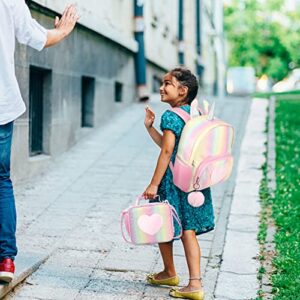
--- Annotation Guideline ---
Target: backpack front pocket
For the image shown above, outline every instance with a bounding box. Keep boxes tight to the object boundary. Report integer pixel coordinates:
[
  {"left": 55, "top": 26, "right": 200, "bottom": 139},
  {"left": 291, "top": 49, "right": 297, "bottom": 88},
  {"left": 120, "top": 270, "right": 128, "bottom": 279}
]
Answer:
[{"left": 193, "top": 155, "right": 233, "bottom": 190}]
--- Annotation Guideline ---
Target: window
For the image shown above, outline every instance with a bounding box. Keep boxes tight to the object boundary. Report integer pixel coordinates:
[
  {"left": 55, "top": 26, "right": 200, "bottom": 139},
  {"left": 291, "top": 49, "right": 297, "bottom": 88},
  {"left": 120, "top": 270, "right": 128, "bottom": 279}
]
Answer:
[
  {"left": 115, "top": 81, "right": 123, "bottom": 103},
  {"left": 81, "top": 76, "right": 95, "bottom": 127},
  {"left": 29, "top": 67, "right": 51, "bottom": 156}
]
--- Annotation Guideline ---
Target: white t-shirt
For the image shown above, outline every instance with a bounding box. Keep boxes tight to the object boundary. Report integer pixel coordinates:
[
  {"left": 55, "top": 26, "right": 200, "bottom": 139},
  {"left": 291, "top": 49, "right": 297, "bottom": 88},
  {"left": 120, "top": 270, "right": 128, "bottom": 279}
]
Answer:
[{"left": 0, "top": 0, "right": 47, "bottom": 125}]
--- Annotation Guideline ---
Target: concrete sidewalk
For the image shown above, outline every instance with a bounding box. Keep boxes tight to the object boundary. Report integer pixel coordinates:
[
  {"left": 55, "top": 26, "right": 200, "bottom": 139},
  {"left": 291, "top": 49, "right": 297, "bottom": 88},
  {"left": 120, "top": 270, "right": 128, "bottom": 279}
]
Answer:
[{"left": 0, "top": 95, "right": 267, "bottom": 300}]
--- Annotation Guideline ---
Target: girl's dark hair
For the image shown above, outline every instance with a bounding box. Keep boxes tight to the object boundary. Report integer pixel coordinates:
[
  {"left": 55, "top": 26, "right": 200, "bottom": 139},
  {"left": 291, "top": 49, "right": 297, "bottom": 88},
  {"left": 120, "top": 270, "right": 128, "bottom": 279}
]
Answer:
[{"left": 170, "top": 67, "right": 198, "bottom": 104}]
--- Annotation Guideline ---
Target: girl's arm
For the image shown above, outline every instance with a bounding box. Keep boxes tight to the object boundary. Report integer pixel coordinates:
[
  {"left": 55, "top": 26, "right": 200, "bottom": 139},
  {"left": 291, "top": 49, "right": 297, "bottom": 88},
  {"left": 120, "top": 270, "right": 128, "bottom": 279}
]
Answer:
[
  {"left": 143, "top": 130, "right": 175, "bottom": 199},
  {"left": 146, "top": 127, "right": 162, "bottom": 148},
  {"left": 144, "top": 106, "right": 162, "bottom": 147}
]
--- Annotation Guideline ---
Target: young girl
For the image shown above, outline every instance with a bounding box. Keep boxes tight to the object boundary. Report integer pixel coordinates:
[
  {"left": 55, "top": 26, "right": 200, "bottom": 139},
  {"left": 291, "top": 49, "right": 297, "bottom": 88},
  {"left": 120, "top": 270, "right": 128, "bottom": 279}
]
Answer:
[{"left": 143, "top": 67, "right": 214, "bottom": 300}]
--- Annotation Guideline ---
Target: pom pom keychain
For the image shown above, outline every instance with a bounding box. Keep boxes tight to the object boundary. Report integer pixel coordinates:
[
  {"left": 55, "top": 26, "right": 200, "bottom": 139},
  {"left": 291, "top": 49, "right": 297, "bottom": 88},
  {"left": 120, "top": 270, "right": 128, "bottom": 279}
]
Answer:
[{"left": 187, "top": 191, "right": 205, "bottom": 207}]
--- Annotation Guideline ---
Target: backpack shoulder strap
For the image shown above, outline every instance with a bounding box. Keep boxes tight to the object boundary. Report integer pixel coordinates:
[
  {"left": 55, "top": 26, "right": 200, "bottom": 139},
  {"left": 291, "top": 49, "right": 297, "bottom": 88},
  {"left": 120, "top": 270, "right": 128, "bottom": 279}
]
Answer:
[
  {"left": 168, "top": 108, "right": 190, "bottom": 173},
  {"left": 169, "top": 107, "right": 190, "bottom": 123}
]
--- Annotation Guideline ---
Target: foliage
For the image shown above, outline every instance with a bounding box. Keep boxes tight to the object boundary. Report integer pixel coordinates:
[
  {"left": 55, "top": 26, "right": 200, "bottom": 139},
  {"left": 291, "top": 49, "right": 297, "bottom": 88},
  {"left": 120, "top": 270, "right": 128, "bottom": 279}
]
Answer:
[
  {"left": 272, "top": 96, "right": 300, "bottom": 298},
  {"left": 224, "top": 0, "right": 300, "bottom": 81}
]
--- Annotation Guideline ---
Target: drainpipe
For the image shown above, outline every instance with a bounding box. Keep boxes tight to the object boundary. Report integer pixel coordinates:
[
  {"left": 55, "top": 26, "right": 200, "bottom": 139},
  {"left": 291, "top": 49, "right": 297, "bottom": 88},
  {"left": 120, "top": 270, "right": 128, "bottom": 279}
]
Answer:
[
  {"left": 134, "top": 0, "right": 148, "bottom": 101},
  {"left": 178, "top": 0, "right": 184, "bottom": 65},
  {"left": 196, "top": 0, "right": 204, "bottom": 83},
  {"left": 213, "top": 0, "right": 225, "bottom": 99}
]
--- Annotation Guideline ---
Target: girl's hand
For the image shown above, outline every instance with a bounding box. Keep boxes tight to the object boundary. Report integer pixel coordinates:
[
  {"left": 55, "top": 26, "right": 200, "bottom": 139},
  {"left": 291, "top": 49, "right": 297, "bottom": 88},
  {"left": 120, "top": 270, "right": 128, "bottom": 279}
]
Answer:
[
  {"left": 144, "top": 106, "right": 155, "bottom": 129},
  {"left": 143, "top": 184, "right": 158, "bottom": 199}
]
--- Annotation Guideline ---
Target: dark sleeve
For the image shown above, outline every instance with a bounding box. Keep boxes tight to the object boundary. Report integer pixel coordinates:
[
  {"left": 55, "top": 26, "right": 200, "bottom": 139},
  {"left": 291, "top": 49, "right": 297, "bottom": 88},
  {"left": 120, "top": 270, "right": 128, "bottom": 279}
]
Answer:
[{"left": 160, "top": 110, "right": 185, "bottom": 138}]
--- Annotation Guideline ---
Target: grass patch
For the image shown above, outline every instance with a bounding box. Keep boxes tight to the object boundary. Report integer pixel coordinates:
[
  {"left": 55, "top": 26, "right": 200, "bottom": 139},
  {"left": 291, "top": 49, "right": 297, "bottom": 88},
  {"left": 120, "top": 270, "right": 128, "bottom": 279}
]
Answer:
[
  {"left": 271, "top": 97, "right": 300, "bottom": 299},
  {"left": 258, "top": 162, "right": 272, "bottom": 246},
  {"left": 254, "top": 90, "right": 300, "bottom": 99}
]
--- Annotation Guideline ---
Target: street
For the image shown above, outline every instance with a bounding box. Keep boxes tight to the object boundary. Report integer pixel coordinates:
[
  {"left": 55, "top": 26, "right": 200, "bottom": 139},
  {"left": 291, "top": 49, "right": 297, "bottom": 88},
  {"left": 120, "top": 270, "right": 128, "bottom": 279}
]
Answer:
[{"left": 5, "top": 96, "right": 252, "bottom": 300}]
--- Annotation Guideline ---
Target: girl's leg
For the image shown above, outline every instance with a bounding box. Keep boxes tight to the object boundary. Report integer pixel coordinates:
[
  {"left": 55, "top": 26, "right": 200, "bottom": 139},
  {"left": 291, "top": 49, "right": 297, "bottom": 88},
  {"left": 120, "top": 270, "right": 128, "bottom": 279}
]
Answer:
[
  {"left": 180, "top": 230, "right": 202, "bottom": 291},
  {"left": 154, "top": 241, "right": 177, "bottom": 279}
]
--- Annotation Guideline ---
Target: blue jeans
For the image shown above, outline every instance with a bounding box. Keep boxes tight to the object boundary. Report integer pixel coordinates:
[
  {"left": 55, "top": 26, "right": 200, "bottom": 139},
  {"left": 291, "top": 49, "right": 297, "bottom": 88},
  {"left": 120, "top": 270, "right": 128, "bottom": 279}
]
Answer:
[{"left": 0, "top": 122, "right": 17, "bottom": 261}]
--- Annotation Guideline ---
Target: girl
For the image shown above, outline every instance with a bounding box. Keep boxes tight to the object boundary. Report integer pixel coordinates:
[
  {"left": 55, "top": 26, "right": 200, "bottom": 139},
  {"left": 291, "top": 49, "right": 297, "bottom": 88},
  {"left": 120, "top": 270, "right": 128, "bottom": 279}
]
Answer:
[{"left": 143, "top": 67, "right": 214, "bottom": 300}]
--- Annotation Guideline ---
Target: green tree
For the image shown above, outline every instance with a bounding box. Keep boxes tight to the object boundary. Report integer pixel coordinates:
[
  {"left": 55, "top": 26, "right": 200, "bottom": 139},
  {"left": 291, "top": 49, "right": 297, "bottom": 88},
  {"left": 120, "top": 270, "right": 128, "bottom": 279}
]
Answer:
[{"left": 224, "top": 0, "right": 298, "bottom": 82}]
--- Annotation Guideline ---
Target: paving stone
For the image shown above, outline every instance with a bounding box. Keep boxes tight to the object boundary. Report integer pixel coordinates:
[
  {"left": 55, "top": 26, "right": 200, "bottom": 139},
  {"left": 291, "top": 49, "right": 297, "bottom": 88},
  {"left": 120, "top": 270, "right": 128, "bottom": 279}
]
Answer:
[
  {"left": 26, "top": 274, "right": 89, "bottom": 290},
  {"left": 221, "top": 230, "right": 259, "bottom": 274},
  {"left": 202, "top": 266, "right": 220, "bottom": 300},
  {"left": 143, "top": 284, "right": 171, "bottom": 299},
  {"left": 12, "top": 284, "right": 79, "bottom": 300},
  {"left": 24, "top": 216, "right": 77, "bottom": 237},
  {"left": 236, "top": 168, "right": 263, "bottom": 182},
  {"left": 37, "top": 264, "right": 94, "bottom": 279},
  {"left": 237, "top": 154, "right": 265, "bottom": 172},
  {"left": 61, "top": 237, "right": 113, "bottom": 252},
  {"left": 45, "top": 249, "right": 107, "bottom": 269},
  {"left": 83, "top": 278, "right": 144, "bottom": 296},
  {"left": 234, "top": 172, "right": 262, "bottom": 187},
  {"left": 91, "top": 269, "right": 145, "bottom": 282},
  {"left": 227, "top": 214, "right": 259, "bottom": 232},
  {"left": 5, "top": 295, "right": 41, "bottom": 300},
  {"left": 215, "top": 272, "right": 258, "bottom": 299},
  {"left": 76, "top": 291, "right": 141, "bottom": 300},
  {"left": 100, "top": 246, "right": 157, "bottom": 272},
  {"left": 230, "top": 193, "right": 260, "bottom": 216},
  {"left": 233, "top": 181, "right": 260, "bottom": 197},
  {"left": 16, "top": 234, "right": 61, "bottom": 254}
]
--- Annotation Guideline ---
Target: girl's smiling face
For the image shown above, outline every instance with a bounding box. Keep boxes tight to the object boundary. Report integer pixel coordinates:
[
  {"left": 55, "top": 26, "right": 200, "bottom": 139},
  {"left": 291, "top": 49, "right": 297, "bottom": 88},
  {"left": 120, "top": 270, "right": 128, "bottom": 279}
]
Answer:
[{"left": 160, "top": 73, "right": 188, "bottom": 107}]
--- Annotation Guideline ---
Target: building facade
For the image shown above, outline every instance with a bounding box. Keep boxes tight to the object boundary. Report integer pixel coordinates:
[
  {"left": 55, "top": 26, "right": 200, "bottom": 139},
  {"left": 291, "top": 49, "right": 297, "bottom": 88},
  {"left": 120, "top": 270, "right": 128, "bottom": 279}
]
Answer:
[{"left": 12, "top": 0, "right": 225, "bottom": 182}]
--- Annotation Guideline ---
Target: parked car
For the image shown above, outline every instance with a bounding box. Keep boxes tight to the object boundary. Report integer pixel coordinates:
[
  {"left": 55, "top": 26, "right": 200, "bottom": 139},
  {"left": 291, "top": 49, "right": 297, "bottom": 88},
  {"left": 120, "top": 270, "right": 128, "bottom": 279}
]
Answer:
[
  {"left": 272, "top": 69, "right": 300, "bottom": 92},
  {"left": 226, "top": 66, "right": 256, "bottom": 95}
]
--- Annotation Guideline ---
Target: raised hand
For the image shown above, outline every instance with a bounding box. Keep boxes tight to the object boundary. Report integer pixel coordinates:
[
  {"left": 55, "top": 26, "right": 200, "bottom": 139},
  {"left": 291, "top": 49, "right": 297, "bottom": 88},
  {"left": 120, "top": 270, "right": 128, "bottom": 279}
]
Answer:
[
  {"left": 54, "top": 4, "right": 80, "bottom": 36},
  {"left": 45, "top": 4, "right": 80, "bottom": 48},
  {"left": 144, "top": 106, "right": 155, "bottom": 129}
]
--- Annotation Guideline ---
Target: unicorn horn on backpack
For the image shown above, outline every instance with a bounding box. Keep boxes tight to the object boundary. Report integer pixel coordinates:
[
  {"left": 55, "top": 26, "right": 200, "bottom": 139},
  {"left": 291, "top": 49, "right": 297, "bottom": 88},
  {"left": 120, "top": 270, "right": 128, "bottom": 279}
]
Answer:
[
  {"left": 190, "top": 98, "right": 199, "bottom": 118},
  {"left": 203, "top": 99, "right": 210, "bottom": 115}
]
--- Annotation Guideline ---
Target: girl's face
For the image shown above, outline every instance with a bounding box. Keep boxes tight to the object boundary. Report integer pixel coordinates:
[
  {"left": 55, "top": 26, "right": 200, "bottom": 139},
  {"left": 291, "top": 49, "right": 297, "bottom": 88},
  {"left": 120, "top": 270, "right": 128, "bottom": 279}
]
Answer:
[{"left": 160, "top": 73, "right": 188, "bottom": 107}]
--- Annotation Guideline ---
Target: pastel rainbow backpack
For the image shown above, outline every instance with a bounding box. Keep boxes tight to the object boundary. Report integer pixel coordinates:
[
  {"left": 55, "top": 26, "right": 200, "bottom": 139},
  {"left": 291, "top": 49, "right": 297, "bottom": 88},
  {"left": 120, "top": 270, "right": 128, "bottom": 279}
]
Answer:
[{"left": 169, "top": 99, "right": 234, "bottom": 207}]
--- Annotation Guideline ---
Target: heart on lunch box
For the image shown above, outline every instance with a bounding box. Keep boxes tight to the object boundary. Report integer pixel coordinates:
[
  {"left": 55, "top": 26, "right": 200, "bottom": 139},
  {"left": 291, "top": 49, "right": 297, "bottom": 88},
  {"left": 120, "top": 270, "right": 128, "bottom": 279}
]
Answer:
[{"left": 138, "top": 214, "right": 163, "bottom": 235}]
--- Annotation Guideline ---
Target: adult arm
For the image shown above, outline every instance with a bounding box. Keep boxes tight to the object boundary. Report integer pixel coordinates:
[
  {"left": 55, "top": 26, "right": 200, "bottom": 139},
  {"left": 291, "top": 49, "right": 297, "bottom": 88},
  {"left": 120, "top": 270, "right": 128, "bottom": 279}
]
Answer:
[
  {"left": 45, "top": 5, "right": 79, "bottom": 48},
  {"left": 13, "top": 1, "right": 79, "bottom": 50}
]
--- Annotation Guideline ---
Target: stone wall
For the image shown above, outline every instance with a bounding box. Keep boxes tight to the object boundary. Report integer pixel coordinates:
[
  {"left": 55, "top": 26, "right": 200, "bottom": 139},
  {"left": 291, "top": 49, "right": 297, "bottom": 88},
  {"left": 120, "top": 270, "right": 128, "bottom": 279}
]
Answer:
[{"left": 12, "top": 7, "right": 136, "bottom": 181}]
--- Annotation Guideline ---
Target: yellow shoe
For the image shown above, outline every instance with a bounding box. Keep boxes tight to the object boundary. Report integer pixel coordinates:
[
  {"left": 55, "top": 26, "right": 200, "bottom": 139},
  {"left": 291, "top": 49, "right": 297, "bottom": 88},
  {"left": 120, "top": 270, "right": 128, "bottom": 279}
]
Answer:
[
  {"left": 146, "top": 273, "right": 180, "bottom": 286},
  {"left": 169, "top": 287, "right": 204, "bottom": 300}
]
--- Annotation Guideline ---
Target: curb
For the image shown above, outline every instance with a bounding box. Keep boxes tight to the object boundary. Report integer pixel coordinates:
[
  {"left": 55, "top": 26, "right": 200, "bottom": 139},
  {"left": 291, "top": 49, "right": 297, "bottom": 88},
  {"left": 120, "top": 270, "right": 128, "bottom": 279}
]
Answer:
[
  {"left": 260, "top": 95, "right": 276, "bottom": 298},
  {"left": 213, "top": 98, "right": 268, "bottom": 300},
  {"left": 0, "top": 252, "right": 49, "bottom": 299}
]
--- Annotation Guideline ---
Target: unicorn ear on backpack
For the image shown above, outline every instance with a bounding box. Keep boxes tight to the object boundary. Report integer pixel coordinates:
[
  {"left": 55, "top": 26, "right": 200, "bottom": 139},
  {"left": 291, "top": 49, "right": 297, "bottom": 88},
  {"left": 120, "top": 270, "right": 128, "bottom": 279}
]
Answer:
[
  {"left": 199, "top": 99, "right": 215, "bottom": 120},
  {"left": 197, "top": 99, "right": 210, "bottom": 115},
  {"left": 190, "top": 98, "right": 199, "bottom": 118}
]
